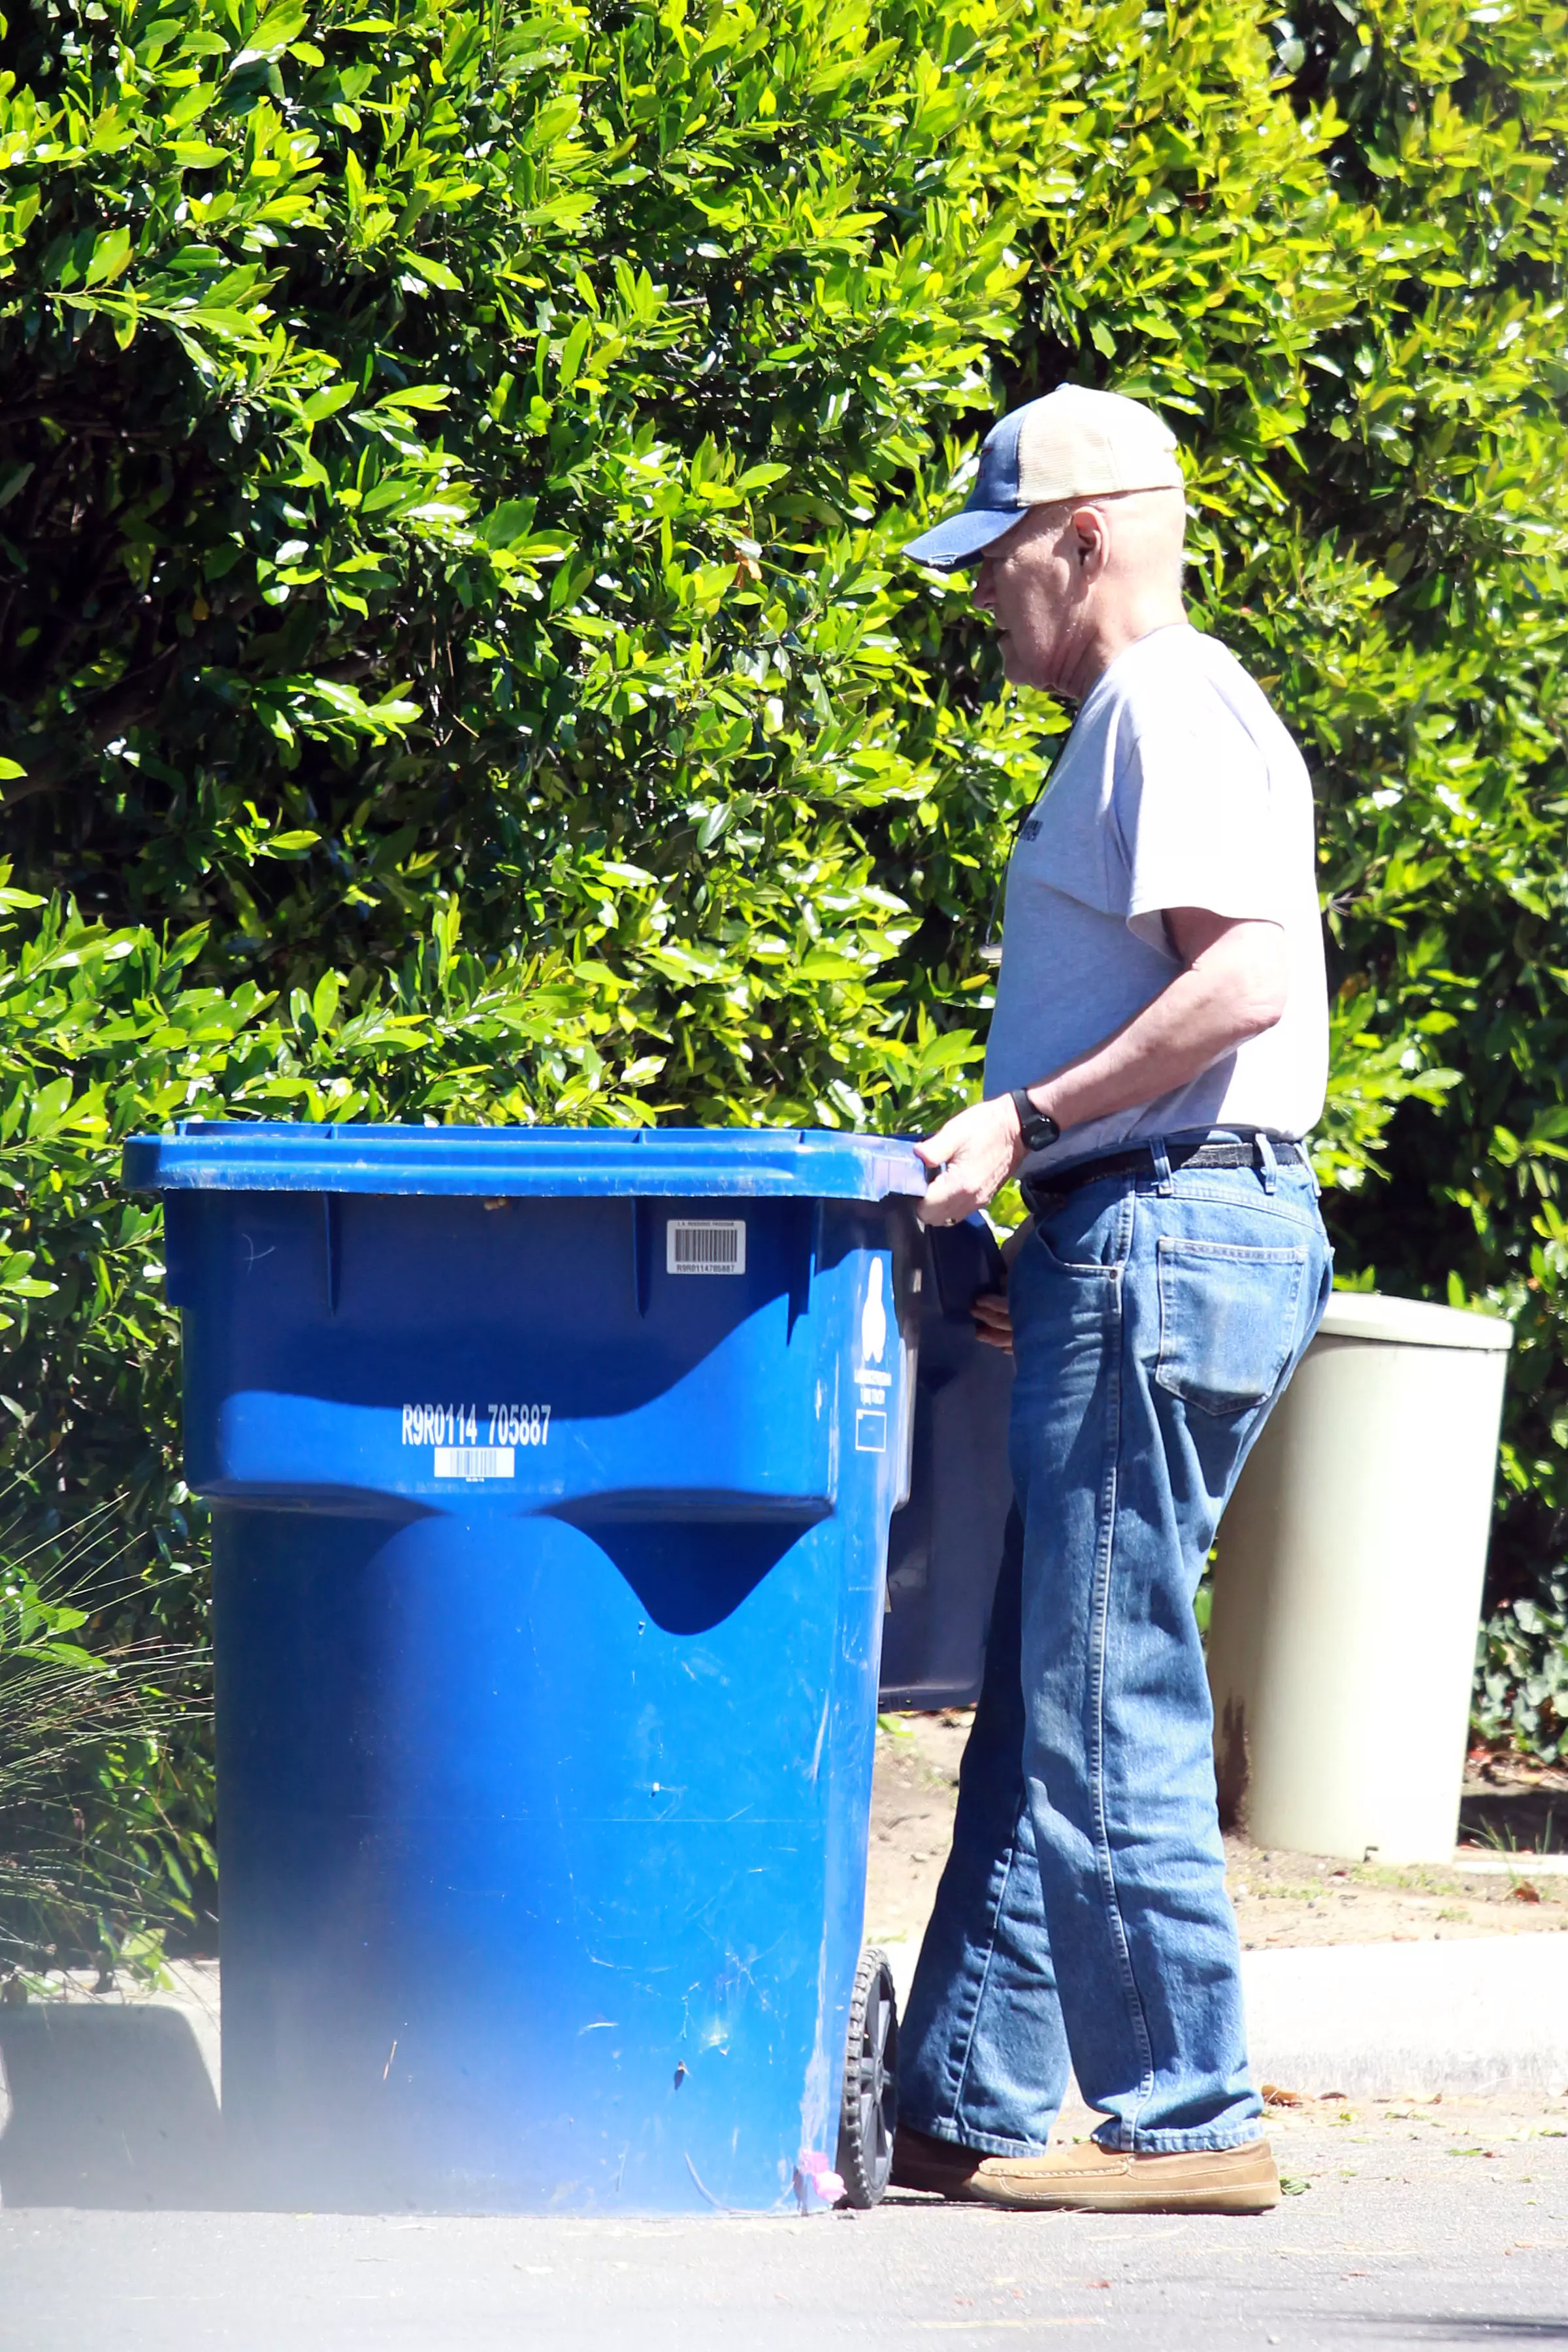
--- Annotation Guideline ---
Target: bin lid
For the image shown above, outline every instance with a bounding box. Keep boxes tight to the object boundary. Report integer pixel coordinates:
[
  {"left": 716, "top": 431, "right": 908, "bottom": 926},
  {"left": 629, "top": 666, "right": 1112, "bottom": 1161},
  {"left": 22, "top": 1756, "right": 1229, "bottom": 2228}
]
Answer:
[
  {"left": 1319, "top": 1288, "right": 1514, "bottom": 1352},
  {"left": 122, "top": 1120, "right": 929, "bottom": 1203}
]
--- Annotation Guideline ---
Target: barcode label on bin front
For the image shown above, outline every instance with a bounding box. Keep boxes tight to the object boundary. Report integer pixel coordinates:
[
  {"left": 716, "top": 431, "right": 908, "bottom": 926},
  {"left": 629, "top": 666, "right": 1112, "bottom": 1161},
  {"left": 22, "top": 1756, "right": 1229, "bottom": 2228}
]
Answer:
[
  {"left": 433, "top": 1446, "right": 515, "bottom": 1482},
  {"left": 666, "top": 1219, "right": 746, "bottom": 1275}
]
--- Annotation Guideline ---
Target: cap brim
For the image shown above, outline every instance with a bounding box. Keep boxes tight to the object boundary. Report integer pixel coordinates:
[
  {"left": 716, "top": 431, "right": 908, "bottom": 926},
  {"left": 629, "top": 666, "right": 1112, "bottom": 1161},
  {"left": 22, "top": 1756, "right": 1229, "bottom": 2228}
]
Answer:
[{"left": 902, "top": 505, "right": 1025, "bottom": 569}]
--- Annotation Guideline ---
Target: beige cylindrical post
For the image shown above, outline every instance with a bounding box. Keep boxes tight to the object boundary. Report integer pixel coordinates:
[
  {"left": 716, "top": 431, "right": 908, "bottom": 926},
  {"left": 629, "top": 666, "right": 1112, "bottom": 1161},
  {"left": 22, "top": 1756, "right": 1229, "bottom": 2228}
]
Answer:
[{"left": 1207, "top": 1291, "right": 1513, "bottom": 1865}]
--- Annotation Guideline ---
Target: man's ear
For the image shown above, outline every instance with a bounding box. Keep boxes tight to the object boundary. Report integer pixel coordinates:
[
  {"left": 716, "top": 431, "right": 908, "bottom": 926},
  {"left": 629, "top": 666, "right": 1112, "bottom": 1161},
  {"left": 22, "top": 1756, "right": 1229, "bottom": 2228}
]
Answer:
[{"left": 1070, "top": 504, "right": 1106, "bottom": 570}]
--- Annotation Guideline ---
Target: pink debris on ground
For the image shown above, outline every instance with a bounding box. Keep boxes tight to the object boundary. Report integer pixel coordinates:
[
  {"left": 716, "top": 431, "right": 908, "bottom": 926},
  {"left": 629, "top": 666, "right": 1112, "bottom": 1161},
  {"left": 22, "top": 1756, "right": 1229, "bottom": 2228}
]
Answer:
[{"left": 796, "top": 2151, "right": 845, "bottom": 2206}]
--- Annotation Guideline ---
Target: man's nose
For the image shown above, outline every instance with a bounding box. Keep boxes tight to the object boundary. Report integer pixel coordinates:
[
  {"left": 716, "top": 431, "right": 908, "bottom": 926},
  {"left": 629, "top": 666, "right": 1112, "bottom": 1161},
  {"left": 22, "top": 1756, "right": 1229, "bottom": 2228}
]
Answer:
[{"left": 972, "top": 562, "right": 996, "bottom": 612}]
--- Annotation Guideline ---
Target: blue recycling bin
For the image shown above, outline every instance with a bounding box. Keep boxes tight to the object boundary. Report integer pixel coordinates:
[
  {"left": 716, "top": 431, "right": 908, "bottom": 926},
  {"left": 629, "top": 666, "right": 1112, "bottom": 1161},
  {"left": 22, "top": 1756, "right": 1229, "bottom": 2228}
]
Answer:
[{"left": 124, "top": 1122, "right": 926, "bottom": 2215}]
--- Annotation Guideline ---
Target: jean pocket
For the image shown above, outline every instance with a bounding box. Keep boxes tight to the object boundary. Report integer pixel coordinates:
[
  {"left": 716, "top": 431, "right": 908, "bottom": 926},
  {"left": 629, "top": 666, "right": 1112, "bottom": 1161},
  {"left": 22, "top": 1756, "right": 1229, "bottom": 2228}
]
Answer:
[
  {"left": 1028, "top": 1187, "right": 1133, "bottom": 1275},
  {"left": 1154, "top": 1236, "right": 1309, "bottom": 1416}
]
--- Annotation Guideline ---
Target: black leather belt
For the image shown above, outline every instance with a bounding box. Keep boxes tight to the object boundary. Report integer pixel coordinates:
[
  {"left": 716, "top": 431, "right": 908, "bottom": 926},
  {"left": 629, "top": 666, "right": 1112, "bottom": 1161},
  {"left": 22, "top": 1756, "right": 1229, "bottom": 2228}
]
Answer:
[{"left": 1021, "top": 1135, "right": 1305, "bottom": 1216}]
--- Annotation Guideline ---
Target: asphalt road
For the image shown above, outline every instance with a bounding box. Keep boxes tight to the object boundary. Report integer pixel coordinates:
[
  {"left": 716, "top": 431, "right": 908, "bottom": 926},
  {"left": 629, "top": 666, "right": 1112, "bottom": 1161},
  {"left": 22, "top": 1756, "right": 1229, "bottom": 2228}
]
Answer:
[{"left": 3, "top": 2103, "right": 1566, "bottom": 2352}]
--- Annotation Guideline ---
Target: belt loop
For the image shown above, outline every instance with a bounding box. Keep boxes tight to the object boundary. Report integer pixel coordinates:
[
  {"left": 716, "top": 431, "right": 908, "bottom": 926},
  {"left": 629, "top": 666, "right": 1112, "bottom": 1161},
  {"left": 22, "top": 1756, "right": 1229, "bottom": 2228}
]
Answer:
[
  {"left": 1150, "top": 1135, "right": 1174, "bottom": 1197},
  {"left": 1255, "top": 1130, "right": 1279, "bottom": 1195}
]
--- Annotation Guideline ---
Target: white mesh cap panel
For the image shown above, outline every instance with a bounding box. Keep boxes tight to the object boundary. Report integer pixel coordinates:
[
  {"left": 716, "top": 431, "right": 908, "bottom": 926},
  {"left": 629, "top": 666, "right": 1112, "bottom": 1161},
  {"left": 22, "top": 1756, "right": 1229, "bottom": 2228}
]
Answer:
[{"left": 1013, "top": 385, "right": 1184, "bottom": 504}]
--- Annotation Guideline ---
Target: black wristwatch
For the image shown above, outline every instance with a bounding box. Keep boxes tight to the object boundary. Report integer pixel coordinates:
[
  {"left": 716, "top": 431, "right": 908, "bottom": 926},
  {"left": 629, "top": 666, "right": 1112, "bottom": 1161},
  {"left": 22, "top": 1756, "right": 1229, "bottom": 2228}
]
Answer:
[{"left": 1009, "top": 1087, "right": 1060, "bottom": 1154}]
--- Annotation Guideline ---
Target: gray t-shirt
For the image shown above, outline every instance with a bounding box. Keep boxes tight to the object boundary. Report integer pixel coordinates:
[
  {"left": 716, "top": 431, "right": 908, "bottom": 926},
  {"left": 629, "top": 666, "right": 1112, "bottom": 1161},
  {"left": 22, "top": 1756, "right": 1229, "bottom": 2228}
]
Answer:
[{"left": 983, "top": 622, "right": 1328, "bottom": 1179}]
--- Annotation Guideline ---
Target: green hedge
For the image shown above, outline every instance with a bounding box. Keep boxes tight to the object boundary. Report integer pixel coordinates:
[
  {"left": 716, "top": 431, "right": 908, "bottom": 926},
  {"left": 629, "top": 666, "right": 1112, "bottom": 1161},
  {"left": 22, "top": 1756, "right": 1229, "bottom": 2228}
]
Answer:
[{"left": 0, "top": 0, "right": 1565, "bottom": 1942}]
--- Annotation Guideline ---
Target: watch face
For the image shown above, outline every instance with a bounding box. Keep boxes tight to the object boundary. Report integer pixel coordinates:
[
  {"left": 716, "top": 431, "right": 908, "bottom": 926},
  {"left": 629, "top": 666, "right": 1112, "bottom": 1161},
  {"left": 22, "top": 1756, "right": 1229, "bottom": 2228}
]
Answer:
[{"left": 1011, "top": 1090, "right": 1056, "bottom": 1152}]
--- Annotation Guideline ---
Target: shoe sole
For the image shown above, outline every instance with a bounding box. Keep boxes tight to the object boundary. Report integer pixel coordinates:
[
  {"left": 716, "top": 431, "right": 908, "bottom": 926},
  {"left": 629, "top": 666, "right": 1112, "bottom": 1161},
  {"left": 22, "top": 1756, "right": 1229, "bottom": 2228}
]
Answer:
[
  {"left": 964, "top": 2175, "right": 1281, "bottom": 2215},
  {"left": 889, "top": 2167, "right": 984, "bottom": 2199}
]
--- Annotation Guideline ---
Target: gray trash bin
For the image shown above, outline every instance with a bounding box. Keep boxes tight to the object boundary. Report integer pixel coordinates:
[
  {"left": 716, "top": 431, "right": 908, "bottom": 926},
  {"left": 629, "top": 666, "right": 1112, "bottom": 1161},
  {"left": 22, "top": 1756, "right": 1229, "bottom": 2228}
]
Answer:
[
  {"left": 880, "top": 1217, "right": 1013, "bottom": 1709},
  {"left": 1206, "top": 1290, "right": 1514, "bottom": 1865}
]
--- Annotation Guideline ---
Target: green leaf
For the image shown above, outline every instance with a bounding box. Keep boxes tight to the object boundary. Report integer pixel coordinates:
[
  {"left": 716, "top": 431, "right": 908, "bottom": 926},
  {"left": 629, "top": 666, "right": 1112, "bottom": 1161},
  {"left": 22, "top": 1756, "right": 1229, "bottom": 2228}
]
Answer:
[
  {"left": 400, "top": 252, "right": 463, "bottom": 293},
  {"left": 84, "top": 226, "right": 133, "bottom": 289},
  {"left": 301, "top": 381, "right": 356, "bottom": 423},
  {"left": 377, "top": 386, "right": 451, "bottom": 412}
]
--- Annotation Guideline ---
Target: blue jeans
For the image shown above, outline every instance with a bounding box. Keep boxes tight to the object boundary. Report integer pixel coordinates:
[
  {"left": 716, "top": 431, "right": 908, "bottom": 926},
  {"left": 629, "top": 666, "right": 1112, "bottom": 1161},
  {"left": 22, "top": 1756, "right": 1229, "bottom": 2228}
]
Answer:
[{"left": 899, "top": 1143, "right": 1332, "bottom": 2155}]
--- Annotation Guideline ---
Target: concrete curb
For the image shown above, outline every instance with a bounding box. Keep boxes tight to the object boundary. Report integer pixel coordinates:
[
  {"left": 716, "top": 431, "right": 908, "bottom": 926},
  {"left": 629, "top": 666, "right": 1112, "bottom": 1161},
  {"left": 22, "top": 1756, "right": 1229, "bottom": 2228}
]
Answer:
[
  {"left": 1243, "top": 1932, "right": 1568, "bottom": 2100},
  {"left": 885, "top": 1933, "right": 1568, "bottom": 2104}
]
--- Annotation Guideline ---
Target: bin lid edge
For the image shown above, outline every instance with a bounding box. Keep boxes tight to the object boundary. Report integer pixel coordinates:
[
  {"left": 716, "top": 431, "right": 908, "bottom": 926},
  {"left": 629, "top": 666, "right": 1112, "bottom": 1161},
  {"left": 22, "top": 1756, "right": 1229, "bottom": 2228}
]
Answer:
[
  {"left": 121, "top": 1123, "right": 928, "bottom": 1203},
  {"left": 1318, "top": 1288, "right": 1514, "bottom": 1350}
]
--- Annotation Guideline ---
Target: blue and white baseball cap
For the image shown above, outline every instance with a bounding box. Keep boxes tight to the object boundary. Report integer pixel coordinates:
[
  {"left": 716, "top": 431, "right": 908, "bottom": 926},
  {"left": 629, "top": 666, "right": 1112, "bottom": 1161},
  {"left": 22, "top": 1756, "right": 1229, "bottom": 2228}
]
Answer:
[{"left": 904, "top": 384, "right": 1184, "bottom": 570}]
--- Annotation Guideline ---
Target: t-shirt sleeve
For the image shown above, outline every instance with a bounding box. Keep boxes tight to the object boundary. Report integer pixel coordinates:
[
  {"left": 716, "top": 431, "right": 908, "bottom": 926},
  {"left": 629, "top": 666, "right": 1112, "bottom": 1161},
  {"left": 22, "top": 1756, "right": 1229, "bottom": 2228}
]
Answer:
[{"left": 1110, "top": 679, "right": 1288, "bottom": 951}]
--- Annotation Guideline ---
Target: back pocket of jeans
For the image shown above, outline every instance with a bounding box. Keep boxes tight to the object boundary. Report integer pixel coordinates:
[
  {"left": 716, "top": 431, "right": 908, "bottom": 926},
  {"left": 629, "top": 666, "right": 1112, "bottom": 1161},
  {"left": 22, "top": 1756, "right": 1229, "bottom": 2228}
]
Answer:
[{"left": 1154, "top": 1237, "right": 1308, "bottom": 1416}]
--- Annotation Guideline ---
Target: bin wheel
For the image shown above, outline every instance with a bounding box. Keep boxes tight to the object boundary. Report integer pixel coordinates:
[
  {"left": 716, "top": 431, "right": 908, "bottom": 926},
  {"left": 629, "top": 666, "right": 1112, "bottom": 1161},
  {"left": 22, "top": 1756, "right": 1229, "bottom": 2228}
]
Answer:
[{"left": 836, "top": 1945, "right": 899, "bottom": 2208}]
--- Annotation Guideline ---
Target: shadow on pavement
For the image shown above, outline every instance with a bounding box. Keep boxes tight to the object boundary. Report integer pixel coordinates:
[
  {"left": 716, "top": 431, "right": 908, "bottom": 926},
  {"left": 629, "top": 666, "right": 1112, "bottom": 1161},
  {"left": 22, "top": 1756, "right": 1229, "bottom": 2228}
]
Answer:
[
  {"left": 1349, "top": 2323, "right": 1568, "bottom": 2344},
  {"left": 0, "top": 2004, "right": 226, "bottom": 2210}
]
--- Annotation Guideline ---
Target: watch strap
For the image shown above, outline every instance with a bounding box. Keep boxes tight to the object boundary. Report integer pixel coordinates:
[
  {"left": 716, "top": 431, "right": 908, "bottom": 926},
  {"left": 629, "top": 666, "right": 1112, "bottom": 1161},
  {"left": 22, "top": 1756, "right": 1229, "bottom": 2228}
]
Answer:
[{"left": 1009, "top": 1086, "right": 1060, "bottom": 1153}]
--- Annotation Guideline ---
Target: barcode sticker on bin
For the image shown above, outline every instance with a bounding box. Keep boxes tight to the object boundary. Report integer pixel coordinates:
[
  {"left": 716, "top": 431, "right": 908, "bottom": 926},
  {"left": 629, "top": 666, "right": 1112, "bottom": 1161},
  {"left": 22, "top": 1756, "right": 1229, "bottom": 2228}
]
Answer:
[
  {"left": 666, "top": 1219, "right": 746, "bottom": 1275},
  {"left": 433, "top": 1446, "right": 515, "bottom": 1482}
]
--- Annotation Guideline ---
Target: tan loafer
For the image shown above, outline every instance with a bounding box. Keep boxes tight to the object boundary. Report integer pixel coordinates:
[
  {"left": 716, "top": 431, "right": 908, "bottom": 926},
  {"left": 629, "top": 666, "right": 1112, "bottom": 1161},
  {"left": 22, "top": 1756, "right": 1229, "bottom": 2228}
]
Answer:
[{"left": 966, "top": 2136, "right": 1281, "bottom": 2214}]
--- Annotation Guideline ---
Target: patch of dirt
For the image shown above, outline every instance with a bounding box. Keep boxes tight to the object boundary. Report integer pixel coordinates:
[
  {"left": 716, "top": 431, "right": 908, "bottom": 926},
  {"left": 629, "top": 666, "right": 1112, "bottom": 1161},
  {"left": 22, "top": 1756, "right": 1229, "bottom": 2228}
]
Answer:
[
  {"left": 1032, "top": 2083, "right": 1568, "bottom": 2164},
  {"left": 1225, "top": 1838, "right": 1568, "bottom": 1949},
  {"left": 867, "top": 1712, "right": 1568, "bottom": 1959},
  {"left": 865, "top": 1709, "right": 973, "bottom": 1952}
]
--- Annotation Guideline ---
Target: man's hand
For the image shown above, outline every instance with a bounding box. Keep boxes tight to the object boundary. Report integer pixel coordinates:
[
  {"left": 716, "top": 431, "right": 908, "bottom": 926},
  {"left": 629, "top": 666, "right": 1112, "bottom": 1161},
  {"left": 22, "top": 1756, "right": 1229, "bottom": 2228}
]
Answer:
[
  {"left": 970, "top": 1223, "right": 1032, "bottom": 1352},
  {"left": 915, "top": 1094, "right": 1024, "bottom": 1226},
  {"left": 972, "top": 1290, "right": 1015, "bottom": 1352}
]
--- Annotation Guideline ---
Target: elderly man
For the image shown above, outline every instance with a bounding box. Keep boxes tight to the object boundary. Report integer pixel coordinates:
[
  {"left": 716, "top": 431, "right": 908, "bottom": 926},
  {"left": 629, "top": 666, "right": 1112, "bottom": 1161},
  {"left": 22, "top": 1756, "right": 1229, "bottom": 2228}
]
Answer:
[{"left": 893, "top": 386, "right": 1333, "bottom": 2213}]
